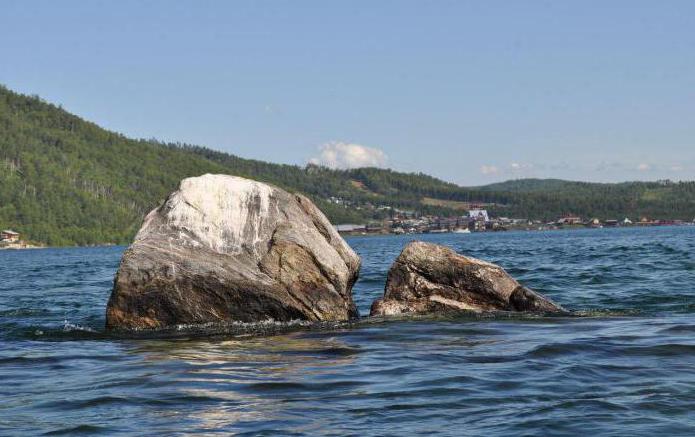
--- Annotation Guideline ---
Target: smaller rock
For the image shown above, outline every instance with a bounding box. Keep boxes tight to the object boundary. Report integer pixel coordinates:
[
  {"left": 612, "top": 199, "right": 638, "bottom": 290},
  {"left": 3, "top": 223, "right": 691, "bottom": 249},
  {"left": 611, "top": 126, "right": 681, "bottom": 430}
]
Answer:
[{"left": 370, "top": 241, "right": 565, "bottom": 316}]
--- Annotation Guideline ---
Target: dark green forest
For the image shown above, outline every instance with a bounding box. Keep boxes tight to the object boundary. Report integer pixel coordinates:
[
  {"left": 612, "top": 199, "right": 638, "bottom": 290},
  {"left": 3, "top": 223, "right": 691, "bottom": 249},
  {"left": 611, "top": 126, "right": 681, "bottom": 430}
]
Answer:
[{"left": 1, "top": 85, "right": 694, "bottom": 246}]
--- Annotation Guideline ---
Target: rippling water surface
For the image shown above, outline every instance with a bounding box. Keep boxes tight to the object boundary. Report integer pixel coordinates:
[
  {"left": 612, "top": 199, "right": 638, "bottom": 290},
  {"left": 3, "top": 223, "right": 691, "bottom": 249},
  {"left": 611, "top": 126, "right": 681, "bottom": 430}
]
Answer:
[{"left": 2, "top": 227, "right": 695, "bottom": 435}]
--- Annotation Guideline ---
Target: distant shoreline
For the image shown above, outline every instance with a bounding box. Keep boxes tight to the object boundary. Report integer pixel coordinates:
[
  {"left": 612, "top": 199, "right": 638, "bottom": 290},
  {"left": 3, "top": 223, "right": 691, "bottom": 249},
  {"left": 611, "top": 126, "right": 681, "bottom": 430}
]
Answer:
[
  {"left": 0, "top": 243, "right": 116, "bottom": 251},
  {"left": 1, "top": 224, "right": 691, "bottom": 250},
  {"left": 339, "top": 222, "right": 695, "bottom": 237},
  {"left": 0, "top": 244, "right": 44, "bottom": 250}
]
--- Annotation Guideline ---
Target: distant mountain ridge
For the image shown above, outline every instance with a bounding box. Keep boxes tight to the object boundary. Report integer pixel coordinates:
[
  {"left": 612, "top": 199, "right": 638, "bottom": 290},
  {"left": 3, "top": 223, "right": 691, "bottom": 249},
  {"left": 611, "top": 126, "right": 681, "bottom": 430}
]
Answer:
[{"left": 1, "top": 85, "right": 694, "bottom": 246}]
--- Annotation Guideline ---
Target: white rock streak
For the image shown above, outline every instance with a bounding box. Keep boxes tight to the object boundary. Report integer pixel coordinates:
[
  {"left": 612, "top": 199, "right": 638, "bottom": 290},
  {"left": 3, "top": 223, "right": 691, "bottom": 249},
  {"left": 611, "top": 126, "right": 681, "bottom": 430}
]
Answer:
[{"left": 164, "top": 174, "right": 274, "bottom": 255}]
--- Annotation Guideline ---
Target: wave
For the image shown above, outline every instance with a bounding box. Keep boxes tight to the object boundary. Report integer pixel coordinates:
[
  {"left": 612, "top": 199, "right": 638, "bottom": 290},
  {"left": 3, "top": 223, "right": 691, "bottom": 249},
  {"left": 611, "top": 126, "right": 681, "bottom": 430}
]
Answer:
[{"left": 1, "top": 307, "right": 659, "bottom": 342}]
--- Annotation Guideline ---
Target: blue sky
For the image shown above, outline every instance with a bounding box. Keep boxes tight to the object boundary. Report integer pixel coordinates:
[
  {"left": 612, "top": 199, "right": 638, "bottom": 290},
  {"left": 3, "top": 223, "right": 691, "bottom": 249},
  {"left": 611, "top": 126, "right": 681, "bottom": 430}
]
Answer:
[{"left": 2, "top": 1, "right": 694, "bottom": 185}]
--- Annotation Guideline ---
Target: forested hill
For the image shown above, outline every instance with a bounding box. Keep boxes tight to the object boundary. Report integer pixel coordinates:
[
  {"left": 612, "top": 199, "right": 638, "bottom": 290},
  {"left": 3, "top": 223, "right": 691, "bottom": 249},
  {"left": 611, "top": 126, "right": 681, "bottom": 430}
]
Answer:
[{"left": 1, "top": 85, "right": 694, "bottom": 246}]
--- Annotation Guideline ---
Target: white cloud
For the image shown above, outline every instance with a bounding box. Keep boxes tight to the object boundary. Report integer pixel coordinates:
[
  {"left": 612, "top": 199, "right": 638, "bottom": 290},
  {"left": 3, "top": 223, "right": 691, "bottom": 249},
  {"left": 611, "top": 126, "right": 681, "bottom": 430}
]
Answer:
[
  {"left": 309, "top": 142, "right": 388, "bottom": 169},
  {"left": 509, "top": 162, "right": 534, "bottom": 173},
  {"left": 480, "top": 165, "right": 499, "bottom": 175},
  {"left": 637, "top": 163, "right": 651, "bottom": 171},
  {"left": 480, "top": 162, "right": 535, "bottom": 177},
  {"left": 670, "top": 165, "right": 684, "bottom": 172},
  {"left": 509, "top": 162, "right": 533, "bottom": 171}
]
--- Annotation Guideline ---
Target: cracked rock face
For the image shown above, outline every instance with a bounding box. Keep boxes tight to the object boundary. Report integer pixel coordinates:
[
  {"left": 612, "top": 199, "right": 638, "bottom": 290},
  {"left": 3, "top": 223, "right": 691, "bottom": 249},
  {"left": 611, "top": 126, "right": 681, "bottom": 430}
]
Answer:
[
  {"left": 370, "top": 241, "right": 564, "bottom": 317},
  {"left": 106, "top": 174, "right": 360, "bottom": 330}
]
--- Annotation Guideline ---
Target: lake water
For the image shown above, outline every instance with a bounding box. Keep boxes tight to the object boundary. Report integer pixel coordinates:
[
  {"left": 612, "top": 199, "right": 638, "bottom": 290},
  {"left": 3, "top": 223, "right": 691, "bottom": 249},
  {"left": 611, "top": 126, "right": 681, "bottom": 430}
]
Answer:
[{"left": 2, "top": 227, "right": 695, "bottom": 435}]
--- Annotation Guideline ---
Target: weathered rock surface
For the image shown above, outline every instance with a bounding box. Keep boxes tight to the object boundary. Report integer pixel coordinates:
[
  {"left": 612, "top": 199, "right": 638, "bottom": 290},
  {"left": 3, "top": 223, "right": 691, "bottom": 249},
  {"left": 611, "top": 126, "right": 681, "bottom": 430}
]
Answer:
[
  {"left": 106, "top": 174, "right": 360, "bottom": 330},
  {"left": 370, "top": 241, "right": 564, "bottom": 316}
]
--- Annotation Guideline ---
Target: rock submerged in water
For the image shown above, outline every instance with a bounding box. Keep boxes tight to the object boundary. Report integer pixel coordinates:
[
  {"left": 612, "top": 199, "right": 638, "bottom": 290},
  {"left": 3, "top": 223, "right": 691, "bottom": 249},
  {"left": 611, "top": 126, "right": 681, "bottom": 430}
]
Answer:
[
  {"left": 106, "top": 174, "right": 360, "bottom": 330},
  {"left": 370, "top": 241, "right": 564, "bottom": 317}
]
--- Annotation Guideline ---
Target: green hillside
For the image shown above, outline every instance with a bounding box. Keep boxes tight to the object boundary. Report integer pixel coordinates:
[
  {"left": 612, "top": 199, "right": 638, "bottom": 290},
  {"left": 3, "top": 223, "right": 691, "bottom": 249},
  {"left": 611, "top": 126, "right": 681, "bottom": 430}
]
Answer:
[
  {"left": 0, "top": 85, "right": 471, "bottom": 245},
  {"left": 1, "top": 85, "right": 694, "bottom": 246},
  {"left": 478, "top": 178, "right": 695, "bottom": 220}
]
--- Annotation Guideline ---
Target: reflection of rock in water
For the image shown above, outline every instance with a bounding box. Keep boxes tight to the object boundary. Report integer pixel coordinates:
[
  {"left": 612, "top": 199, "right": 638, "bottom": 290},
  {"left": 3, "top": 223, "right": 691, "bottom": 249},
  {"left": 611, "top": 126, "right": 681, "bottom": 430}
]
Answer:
[
  {"left": 129, "top": 329, "right": 360, "bottom": 371},
  {"left": 128, "top": 331, "right": 360, "bottom": 431},
  {"left": 106, "top": 174, "right": 361, "bottom": 331}
]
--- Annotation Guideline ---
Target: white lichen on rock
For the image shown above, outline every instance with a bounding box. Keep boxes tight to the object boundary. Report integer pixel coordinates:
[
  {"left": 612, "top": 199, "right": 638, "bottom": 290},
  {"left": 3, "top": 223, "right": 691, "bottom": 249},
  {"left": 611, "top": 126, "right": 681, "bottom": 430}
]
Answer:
[{"left": 144, "top": 174, "right": 275, "bottom": 255}]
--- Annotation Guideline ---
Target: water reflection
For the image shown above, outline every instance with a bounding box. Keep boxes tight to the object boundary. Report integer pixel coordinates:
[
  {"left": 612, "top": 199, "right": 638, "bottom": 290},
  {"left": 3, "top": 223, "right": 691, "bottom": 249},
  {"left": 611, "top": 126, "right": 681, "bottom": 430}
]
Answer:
[{"left": 123, "top": 332, "right": 360, "bottom": 432}]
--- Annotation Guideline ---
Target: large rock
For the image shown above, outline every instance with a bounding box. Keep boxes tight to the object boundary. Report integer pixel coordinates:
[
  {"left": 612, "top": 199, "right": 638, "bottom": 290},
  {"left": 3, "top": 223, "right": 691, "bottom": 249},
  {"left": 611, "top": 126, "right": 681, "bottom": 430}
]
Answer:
[
  {"left": 106, "top": 174, "right": 360, "bottom": 330},
  {"left": 370, "top": 241, "right": 564, "bottom": 316}
]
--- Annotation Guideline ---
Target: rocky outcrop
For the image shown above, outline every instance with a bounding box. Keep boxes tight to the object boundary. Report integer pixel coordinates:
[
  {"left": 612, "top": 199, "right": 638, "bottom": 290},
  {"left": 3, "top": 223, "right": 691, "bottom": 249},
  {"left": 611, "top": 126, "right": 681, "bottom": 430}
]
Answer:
[
  {"left": 106, "top": 174, "right": 360, "bottom": 330},
  {"left": 370, "top": 241, "right": 564, "bottom": 316}
]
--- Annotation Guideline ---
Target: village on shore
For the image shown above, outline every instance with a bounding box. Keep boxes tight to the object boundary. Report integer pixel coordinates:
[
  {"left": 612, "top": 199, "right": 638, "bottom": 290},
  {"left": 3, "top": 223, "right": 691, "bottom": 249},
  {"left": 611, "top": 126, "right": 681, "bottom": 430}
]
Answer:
[
  {"left": 0, "top": 229, "right": 41, "bottom": 250},
  {"left": 333, "top": 207, "right": 695, "bottom": 236},
  {"left": 2, "top": 206, "right": 694, "bottom": 249}
]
